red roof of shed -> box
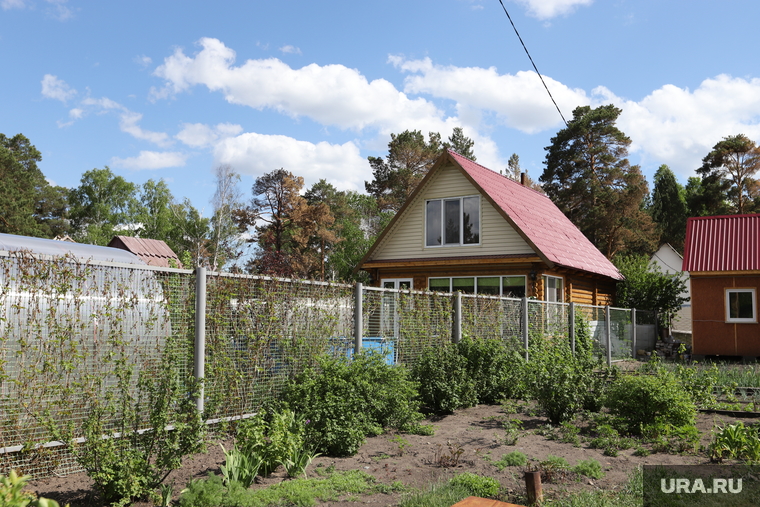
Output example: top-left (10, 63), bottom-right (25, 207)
top-left (683, 214), bottom-right (760, 272)
top-left (360, 150), bottom-right (622, 281)
top-left (107, 236), bottom-right (182, 268)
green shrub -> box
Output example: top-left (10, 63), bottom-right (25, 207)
top-left (604, 371), bottom-right (696, 435)
top-left (411, 343), bottom-right (477, 414)
top-left (573, 459), bottom-right (605, 479)
top-left (456, 337), bottom-right (527, 403)
top-left (448, 472), bottom-right (500, 498)
top-left (0, 470), bottom-right (63, 507)
top-left (496, 451), bottom-right (528, 468)
top-left (411, 337), bottom-right (527, 414)
top-left (235, 408), bottom-right (306, 476)
top-left (282, 352), bottom-right (423, 456)
top-left (526, 327), bottom-right (610, 424)
top-left (709, 422), bottom-right (760, 462)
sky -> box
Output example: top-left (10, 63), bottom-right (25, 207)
top-left (3, 0), bottom-right (760, 215)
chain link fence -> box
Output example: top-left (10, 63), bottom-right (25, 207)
top-left (0, 252), bottom-right (655, 478)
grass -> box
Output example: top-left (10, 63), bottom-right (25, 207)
top-left (177, 469), bottom-right (404, 507)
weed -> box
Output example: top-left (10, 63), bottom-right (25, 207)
top-left (219, 444), bottom-right (262, 488)
top-left (449, 472), bottom-right (500, 498)
top-left (433, 441), bottom-right (465, 467)
top-left (493, 451), bottom-right (528, 470)
top-left (710, 422), bottom-right (760, 462)
top-left (390, 435), bottom-right (410, 456)
top-left (572, 459), bottom-right (605, 479)
top-left (501, 418), bottom-right (523, 446)
top-left (0, 470), bottom-right (63, 507)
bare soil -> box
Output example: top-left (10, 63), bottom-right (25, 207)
top-left (29, 405), bottom-right (756, 507)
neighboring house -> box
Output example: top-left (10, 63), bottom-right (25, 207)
top-left (650, 243), bottom-right (692, 334)
top-left (358, 150), bottom-right (622, 303)
top-left (682, 214), bottom-right (760, 358)
top-left (108, 236), bottom-right (182, 268)
top-left (0, 232), bottom-right (146, 265)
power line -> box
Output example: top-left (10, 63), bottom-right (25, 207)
top-left (497, 0), bottom-right (568, 127)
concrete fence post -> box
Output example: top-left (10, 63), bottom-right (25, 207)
top-left (569, 302), bottom-right (576, 354)
top-left (452, 292), bottom-right (462, 344)
top-left (354, 282), bottom-right (363, 357)
top-left (605, 305), bottom-right (612, 367)
top-left (194, 266), bottom-right (207, 414)
top-left (522, 297), bottom-right (529, 361)
top-left (631, 308), bottom-right (637, 359)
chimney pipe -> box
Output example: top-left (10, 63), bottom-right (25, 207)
top-left (520, 172), bottom-right (526, 186)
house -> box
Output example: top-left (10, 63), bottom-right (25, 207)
top-left (358, 150), bottom-right (622, 303)
top-left (683, 214), bottom-right (760, 358)
top-left (108, 236), bottom-right (182, 268)
top-left (650, 243), bottom-right (691, 336)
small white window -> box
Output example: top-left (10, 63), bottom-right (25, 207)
top-left (543, 275), bottom-right (564, 303)
top-left (725, 288), bottom-right (756, 323)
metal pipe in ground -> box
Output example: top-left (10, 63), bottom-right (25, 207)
top-left (525, 471), bottom-right (543, 505)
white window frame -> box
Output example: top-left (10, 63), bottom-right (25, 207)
top-left (543, 275), bottom-right (564, 303)
top-left (427, 275), bottom-right (526, 298)
top-left (424, 195), bottom-right (480, 247)
top-left (725, 288), bottom-right (757, 323)
top-left (381, 278), bottom-right (413, 290)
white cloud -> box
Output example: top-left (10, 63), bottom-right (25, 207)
top-left (152, 38), bottom-right (444, 132)
top-left (111, 151), bottom-right (188, 170)
top-left (41, 74), bottom-right (77, 102)
top-left (390, 56), bottom-right (587, 134)
top-left (593, 75), bottom-right (760, 179)
top-left (176, 122), bottom-right (243, 148)
top-left (76, 96), bottom-right (172, 146)
top-left (1, 0), bottom-right (26, 9)
top-left (134, 55), bottom-right (152, 68)
top-left (213, 133), bottom-right (368, 191)
top-left (45, 0), bottom-right (72, 20)
top-left (119, 111), bottom-right (171, 147)
top-left (511, 0), bottom-right (593, 20)
top-left (279, 45), bottom-right (301, 55)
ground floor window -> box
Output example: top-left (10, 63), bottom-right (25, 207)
top-left (725, 288), bottom-right (756, 323)
top-left (428, 275), bottom-right (526, 298)
top-left (543, 275), bottom-right (564, 303)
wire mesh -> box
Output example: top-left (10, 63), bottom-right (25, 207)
top-left (0, 251), bottom-right (193, 478)
top-left (362, 287), bottom-right (452, 366)
top-left (203, 274), bottom-right (354, 419)
top-left (461, 294), bottom-right (524, 352)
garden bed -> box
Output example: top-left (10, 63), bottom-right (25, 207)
top-left (28, 404), bottom-right (755, 507)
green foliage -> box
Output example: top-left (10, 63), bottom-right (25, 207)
top-left (494, 451), bottom-right (528, 469)
top-left (178, 469), bottom-right (386, 507)
top-left (64, 346), bottom-right (206, 505)
top-left (411, 337), bottom-right (526, 414)
top-left (698, 133), bottom-right (760, 215)
top-left (411, 343), bottom-right (477, 414)
top-left (526, 326), bottom-right (610, 424)
top-left (650, 165), bottom-right (688, 252)
top-left (588, 424), bottom-right (635, 456)
top-left (236, 409), bottom-right (306, 476)
top-left (501, 418), bottom-right (523, 446)
top-left (399, 483), bottom-right (471, 507)
top-left (614, 254), bottom-right (688, 329)
top-left (282, 352), bottom-right (423, 457)
top-left (219, 444), bottom-right (262, 488)
top-left (448, 472), bottom-right (500, 498)
top-left (0, 470), bottom-right (63, 507)
top-left (604, 371), bottom-right (696, 435)
top-left (572, 459), bottom-right (605, 479)
top-left (709, 422), bottom-right (760, 462)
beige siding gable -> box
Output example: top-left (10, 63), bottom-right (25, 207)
top-left (371, 163), bottom-right (536, 261)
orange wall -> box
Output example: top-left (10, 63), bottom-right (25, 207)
top-left (692, 276), bottom-right (760, 356)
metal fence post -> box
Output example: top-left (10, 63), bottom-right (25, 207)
top-left (522, 297), bottom-right (529, 361)
top-left (569, 302), bottom-right (576, 354)
top-left (452, 292), bottom-right (462, 344)
top-left (631, 308), bottom-right (637, 359)
top-left (354, 282), bottom-right (363, 357)
top-left (605, 305), bottom-right (612, 367)
top-left (194, 266), bottom-right (207, 414)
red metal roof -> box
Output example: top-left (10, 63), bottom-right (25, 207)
top-left (683, 214), bottom-right (760, 272)
top-left (108, 236), bottom-right (182, 268)
top-left (446, 150), bottom-right (622, 280)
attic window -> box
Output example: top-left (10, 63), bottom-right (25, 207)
top-left (425, 196), bottom-right (480, 247)
top-left (726, 289), bottom-right (756, 323)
